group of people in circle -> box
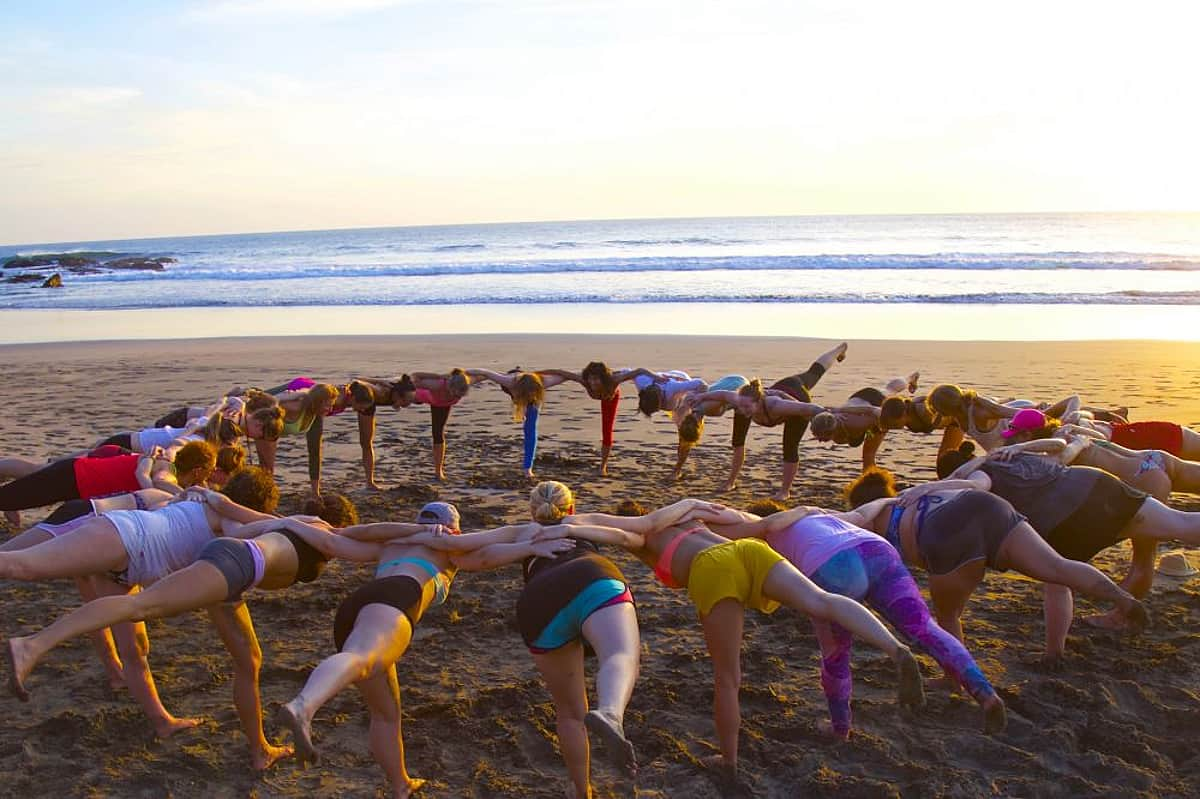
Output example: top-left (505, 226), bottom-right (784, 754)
top-left (2, 343), bottom-right (1200, 798)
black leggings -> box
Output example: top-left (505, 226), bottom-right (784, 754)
top-left (0, 458), bottom-right (81, 511)
top-left (154, 407), bottom-right (191, 429)
top-left (99, 433), bottom-right (134, 450)
top-left (431, 406), bottom-right (451, 445)
top-left (730, 360), bottom-right (828, 463)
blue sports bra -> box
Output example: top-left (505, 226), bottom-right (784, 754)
top-left (376, 556), bottom-right (451, 605)
top-left (884, 495), bottom-right (945, 551)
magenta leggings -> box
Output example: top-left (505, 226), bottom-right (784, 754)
top-left (600, 389), bottom-right (620, 448)
top-left (808, 539), bottom-right (996, 735)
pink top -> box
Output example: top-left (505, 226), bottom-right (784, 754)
top-left (414, 379), bottom-right (461, 408)
top-left (765, 513), bottom-right (883, 577)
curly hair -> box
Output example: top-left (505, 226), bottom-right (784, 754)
top-left (221, 466), bottom-right (279, 513)
top-left (844, 467), bottom-right (898, 508)
top-left (303, 492), bottom-right (359, 527)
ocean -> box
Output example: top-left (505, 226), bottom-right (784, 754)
top-left (2, 213), bottom-right (1198, 343)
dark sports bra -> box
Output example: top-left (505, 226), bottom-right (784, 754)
top-left (281, 529), bottom-right (328, 583)
top-left (906, 400), bottom-right (937, 434)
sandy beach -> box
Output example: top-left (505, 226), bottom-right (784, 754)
top-left (2, 334), bottom-right (1200, 798)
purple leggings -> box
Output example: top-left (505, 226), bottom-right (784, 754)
top-left (808, 539), bottom-right (996, 735)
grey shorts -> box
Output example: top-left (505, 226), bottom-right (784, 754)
top-left (197, 538), bottom-right (262, 601)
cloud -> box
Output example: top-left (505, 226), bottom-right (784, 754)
top-left (184, 0), bottom-right (415, 21)
top-left (38, 87), bottom-right (143, 114)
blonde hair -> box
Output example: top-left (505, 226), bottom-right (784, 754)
top-left (296, 383), bottom-right (339, 430)
top-left (447, 368), bottom-right (471, 398)
top-left (529, 480), bottom-right (573, 523)
top-left (738, 378), bottom-right (766, 404)
top-left (511, 373), bottom-right (545, 422)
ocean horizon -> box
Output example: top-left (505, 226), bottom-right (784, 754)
top-left (3, 212), bottom-right (1199, 309)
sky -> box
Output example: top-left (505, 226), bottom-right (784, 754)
top-left (2, 0), bottom-right (1198, 244)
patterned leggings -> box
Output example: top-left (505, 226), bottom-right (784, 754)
top-left (809, 539), bottom-right (996, 735)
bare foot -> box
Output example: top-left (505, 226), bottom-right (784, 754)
top-left (834, 342), bottom-right (849, 362)
top-left (585, 709), bottom-right (636, 773)
top-left (770, 489), bottom-right (791, 502)
top-left (6, 637), bottom-right (31, 701)
top-left (907, 371), bottom-right (920, 393)
top-left (434, 472), bottom-right (447, 483)
top-left (252, 743), bottom-right (294, 771)
top-left (395, 777), bottom-right (426, 798)
top-left (700, 753), bottom-right (737, 779)
top-left (816, 720), bottom-right (850, 741)
top-left (1083, 609), bottom-right (1130, 631)
top-left (927, 675), bottom-right (958, 693)
top-left (154, 716), bottom-right (203, 738)
top-left (894, 647), bottom-right (926, 708)
top-left (982, 695), bottom-right (1007, 734)
top-left (525, 469), bottom-right (536, 481)
top-left (3, 510), bottom-right (20, 528)
top-left (276, 702), bottom-right (319, 763)
top-left (719, 482), bottom-right (737, 493)
top-left (1120, 599), bottom-right (1151, 635)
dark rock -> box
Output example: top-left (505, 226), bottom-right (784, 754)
top-left (41, 273), bottom-right (63, 288)
top-left (104, 256), bottom-right (173, 271)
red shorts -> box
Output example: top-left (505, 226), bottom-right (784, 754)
top-left (1110, 421), bottom-right (1183, 456)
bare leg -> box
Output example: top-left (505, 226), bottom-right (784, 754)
top-left (813, 342), bottom-right (849, 371)
top-left (208, 603), bottom-right (293, 770)
top-left (74, 575), bottom-right (124, 689)
top-left (0, 526), bottom-right (51, 552)
top-left (761, 560), bottom-right (924, 707)
top-left (599, 445), bottom-right (612, 477)
top-left (1042, 583), bottom-right (1074, 660)
top-left (279, 604), bottom-right (412, 763)
top-left (0, 518), bottom-right (128, 581)
top-left (926, 561), bottom-right (985, 643)
top-left (699, 598), bottom-right (744, 775)
top-left (581, 602), bottom-right (639, 772)
top-left (1123, 497), bottom-right (1200, 545)
top-left (432, 441), bottom-right (447, 481)
top-left (773, 461), bottom-right (799, 502)
top-left (996, 523), bottom-right (1147, 629)
top-left (1180, 428), bottom-right (1200, 461)
top-left (1086, 535), bottom-right (1158, 631)
top-left (0, 458), bottom-right (43, 480)
top-left (532, 642), bottom-right (591, 799)
top-left (359, 665), bottom-right (425, 799)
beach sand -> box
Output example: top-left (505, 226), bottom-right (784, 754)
top-left (2, 334), bottom-right (1199, 798)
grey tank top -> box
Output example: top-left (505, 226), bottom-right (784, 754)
top-left (980, 454), bottom-right (1101, 533)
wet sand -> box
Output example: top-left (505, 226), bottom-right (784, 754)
top-left (2, 335), bottom-right (1199, 798)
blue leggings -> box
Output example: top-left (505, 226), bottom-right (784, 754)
top-left (809, 539), bottom-right (997, 735)
top-left (522, 404), bottom-right (540, 470)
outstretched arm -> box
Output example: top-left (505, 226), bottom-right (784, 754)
top-left (408, 522), bottom-right (544, 552)
top-left (568, 498), bottom-right (728, 535)
top-left (275, 518), bottom-right (387, 562)
top-left (451, 538), bottom-right (575, 571)
top-left (537, 368), bottom-right (583, 386)
top-left (837, 497), bottom-right (897, 528)
top-left (465, 368), bottom-right (514, 388)
top-left (547, 523), bottom-right (645, 550)
top-left (764, 396), bottom-right (826, 419)
top-left (191, 487), bottom-right (278, 524)
top-left (339, 521), bottom-right (446, 542)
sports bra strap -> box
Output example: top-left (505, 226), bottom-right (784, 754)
top-left (654, 526), bottom-right (703, 589)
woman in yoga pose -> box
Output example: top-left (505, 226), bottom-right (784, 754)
top-left (408, 484), bottom-right (722, 798)
top-left (551, 489), bottom-right (925, 775)
top-left (466, 368), bottom-right (574, 479)
top-left (0, 440), bottom-right (217, 520)
top-left (539, 363), bottom-right (654, 476)
top-left (688, 342), bottom-right (847, 499)
top-left (6, 491), bottom-right (359, 770)
top-left (844, 466), bottom-right (1148, 664)
top-left (0, 467), bottom-right (278, 737)
top-left (273, 502), bottom-right (572, 797)
top-left (926, 384), bottom-right (1080, 451)
top-left (409, 369), bottom-right (472, 481)
top-left (698, 499), bottom-right (1006, 736)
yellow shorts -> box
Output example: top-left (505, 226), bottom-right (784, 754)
top-left (686, 539), bottom-right (785, 617)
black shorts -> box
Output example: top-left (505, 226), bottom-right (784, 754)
top-left (154, 407), bottom-right (191, 429)
top-left (918, 490), bottom-right (1025, 575)
top-left (1043, 474), bottom-right (1148, 562)
top-left (98, 433), bottom-right (135, 450)
top-left (333, 576), bottom-right (424, 651)
top-left (850, 387), bottom-right (886, 407)
top-left (516, 553), bottom-right (628, 649)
